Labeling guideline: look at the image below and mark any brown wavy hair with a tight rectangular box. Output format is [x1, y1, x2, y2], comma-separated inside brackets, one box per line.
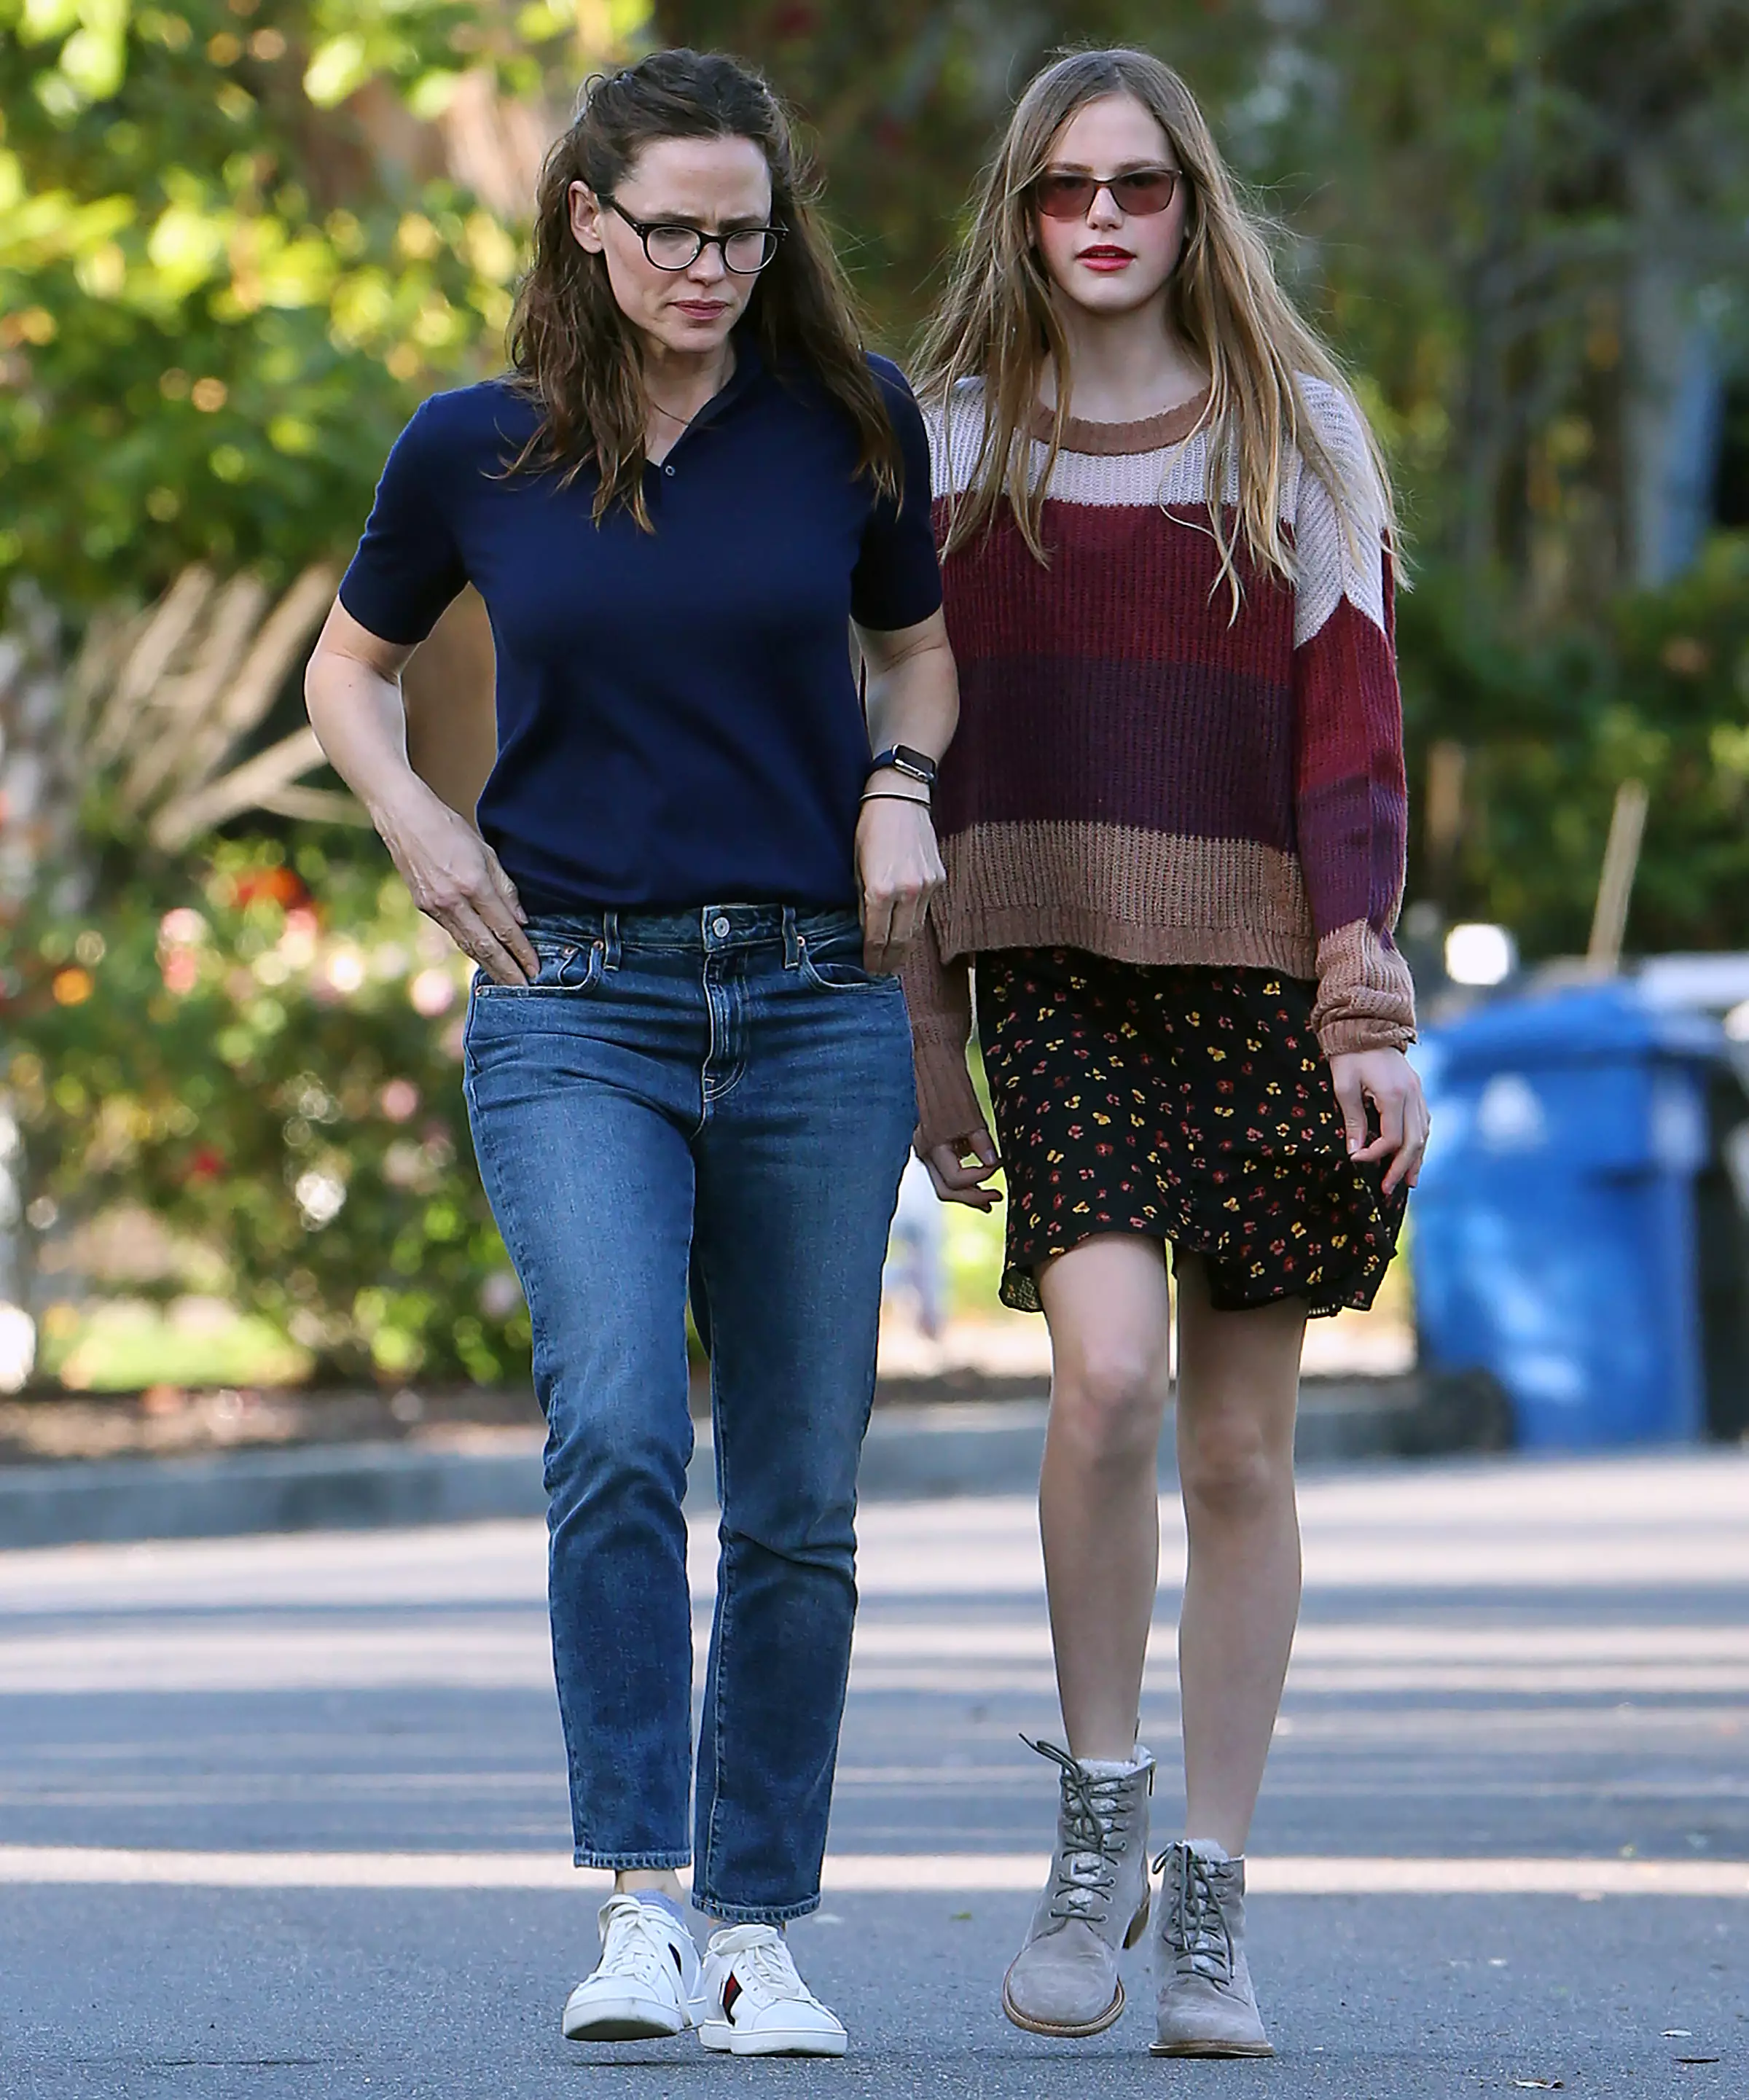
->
[917, 47, 1396, 606]
[505, 47, 900, 527]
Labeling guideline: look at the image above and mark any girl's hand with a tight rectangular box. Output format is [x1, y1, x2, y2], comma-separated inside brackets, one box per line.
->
[856, 791, 944, 972]
[923, 1126, 1003, 1211]
[375, 781, 539, 986]
[1328, 1047, 1430, 1196]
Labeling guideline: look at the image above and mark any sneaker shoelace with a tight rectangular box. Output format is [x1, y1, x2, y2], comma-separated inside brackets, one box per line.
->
[721, 1928, 822, 2009]
[598, 1896, 684, 1992]
[1027, 1736, 1141, 1928]
[1154, 1843, 1236, 1986]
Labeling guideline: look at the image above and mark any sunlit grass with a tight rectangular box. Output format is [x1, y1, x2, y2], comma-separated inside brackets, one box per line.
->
[39, 1297, 312, 1392]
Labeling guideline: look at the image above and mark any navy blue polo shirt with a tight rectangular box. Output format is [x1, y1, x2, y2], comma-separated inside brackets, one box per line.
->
[338, 341, 942, 914]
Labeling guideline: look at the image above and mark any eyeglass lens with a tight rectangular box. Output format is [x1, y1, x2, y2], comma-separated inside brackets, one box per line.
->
[1033, 169, 1181, 221]
[641, 224, 779, 273]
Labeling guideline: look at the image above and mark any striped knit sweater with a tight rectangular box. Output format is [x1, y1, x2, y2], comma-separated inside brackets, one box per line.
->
[904, 378, 1415, 1152]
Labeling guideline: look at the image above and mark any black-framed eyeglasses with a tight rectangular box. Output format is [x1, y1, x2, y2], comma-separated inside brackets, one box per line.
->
[604, 198, 783, 274]
[1031, 167, 1183, 220]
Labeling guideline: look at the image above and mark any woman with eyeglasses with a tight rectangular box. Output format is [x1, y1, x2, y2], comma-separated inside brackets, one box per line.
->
[904, 49, 1428, 2056]
[305, 49, 954, 2057]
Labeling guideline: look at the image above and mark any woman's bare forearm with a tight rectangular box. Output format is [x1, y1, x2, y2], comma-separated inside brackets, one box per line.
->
[303, 601, 439, 830]
[858, 609, 959, 765]
[304, 599, 536, 982]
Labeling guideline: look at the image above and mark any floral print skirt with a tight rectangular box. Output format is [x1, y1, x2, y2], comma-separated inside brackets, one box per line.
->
[976, 948, 1407, 1317]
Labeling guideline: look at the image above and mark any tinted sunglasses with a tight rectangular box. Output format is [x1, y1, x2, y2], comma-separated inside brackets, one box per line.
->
[1032, 167, 1183, 220]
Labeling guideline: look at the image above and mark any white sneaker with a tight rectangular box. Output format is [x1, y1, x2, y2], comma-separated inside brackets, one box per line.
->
[561, 1894, 701, 2042]
[693, 1924, 848, 2057]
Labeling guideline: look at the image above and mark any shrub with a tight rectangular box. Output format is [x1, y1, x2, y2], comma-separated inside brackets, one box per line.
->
[4, 835, 529, 1384]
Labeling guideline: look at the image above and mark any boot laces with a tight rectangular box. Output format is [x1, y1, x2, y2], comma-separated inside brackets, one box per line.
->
[1027, 1736, 1140, 1927]
[1154, 1843, 1235, 1985]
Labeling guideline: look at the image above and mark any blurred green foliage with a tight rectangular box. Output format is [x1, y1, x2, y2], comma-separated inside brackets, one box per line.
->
[1401, 536, 1749, 954]
[5, 838, 531, 1383]
[0, 0, 571, 604]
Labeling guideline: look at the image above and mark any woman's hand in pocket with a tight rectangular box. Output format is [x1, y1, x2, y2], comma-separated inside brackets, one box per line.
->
[375, 780, 539, 985]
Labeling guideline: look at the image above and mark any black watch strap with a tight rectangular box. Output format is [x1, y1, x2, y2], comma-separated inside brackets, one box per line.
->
[867, 744, 938, 789]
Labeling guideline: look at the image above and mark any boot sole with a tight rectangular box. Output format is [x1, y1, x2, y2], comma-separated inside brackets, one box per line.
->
[1002, 1975, 1125, 2038]
[1149, 2040, 1275, 2058]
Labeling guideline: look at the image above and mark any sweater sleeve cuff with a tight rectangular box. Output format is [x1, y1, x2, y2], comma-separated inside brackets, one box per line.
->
[1310, 919, 1417, 1061]
[912, 1039, 987, 1155]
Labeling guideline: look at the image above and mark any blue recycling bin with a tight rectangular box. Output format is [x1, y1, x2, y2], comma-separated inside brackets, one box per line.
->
[1412, 981, 1728, 1448]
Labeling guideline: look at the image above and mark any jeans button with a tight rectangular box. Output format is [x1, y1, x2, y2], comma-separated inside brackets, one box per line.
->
[711, 916, 731, 939]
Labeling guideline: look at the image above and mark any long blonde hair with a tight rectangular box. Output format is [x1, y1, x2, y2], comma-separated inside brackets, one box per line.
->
[917, 47, 1396, 602]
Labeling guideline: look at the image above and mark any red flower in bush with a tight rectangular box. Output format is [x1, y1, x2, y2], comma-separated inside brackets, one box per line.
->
[232, 866, 309, 910]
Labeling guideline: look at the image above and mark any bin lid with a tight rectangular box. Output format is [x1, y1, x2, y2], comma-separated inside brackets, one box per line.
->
[1420, 978, 1722, 1080]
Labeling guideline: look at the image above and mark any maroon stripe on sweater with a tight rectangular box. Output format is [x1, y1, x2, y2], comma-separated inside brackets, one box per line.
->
[936, 501, 1295, 674]
[1296, 776, 1409, 937]
[1294, 598, 1405, 797]
[1293, 597, 1408, 937]
[936, 655, 1296, 851]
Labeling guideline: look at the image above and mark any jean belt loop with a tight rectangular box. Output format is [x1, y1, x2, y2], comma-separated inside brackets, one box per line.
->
[782, 905, 801, 970]
[601, 910, 621, 972]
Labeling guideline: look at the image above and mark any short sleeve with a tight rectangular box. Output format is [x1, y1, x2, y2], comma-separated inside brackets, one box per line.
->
[337, 399, 469, 646]
[850, 357, 944, 633]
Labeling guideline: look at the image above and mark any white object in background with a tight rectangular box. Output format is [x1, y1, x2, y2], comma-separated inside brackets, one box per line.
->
[1642, 954, 1749, 1014]
[1444, 922, 1517, 987]
[885, 1155, 947, 1338]
[1476, 1072, 1547, 1152]
[0, 1304, 34, 1393]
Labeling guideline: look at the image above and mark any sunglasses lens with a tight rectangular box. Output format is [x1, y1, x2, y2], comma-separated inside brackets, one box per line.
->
[1111, 171, 1178, 214]
[1033, 174, 1095, 219]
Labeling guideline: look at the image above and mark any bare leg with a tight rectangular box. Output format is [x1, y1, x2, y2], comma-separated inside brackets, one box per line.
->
[1034, 1236, 1174, 1761]
[1174, 1255, 1307, 1854]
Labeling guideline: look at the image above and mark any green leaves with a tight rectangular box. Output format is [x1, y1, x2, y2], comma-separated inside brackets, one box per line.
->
[0, 0, 556, 604]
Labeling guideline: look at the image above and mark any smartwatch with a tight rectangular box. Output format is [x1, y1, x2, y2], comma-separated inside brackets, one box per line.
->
[866, 745, 939, 791]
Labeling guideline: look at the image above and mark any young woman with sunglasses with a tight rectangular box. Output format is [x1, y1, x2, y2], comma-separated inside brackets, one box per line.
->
[305, 50, 954, 2056]
[905, 48, 1428, 2056]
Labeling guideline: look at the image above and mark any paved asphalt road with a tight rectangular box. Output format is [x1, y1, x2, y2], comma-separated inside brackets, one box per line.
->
[2, 1451, 1748, 2097]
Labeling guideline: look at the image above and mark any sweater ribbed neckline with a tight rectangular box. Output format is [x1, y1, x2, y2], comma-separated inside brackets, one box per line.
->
[1024, 389, 1212, 457]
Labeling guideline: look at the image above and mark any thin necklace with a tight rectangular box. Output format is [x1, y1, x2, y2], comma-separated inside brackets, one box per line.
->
[647, 346, 735, 431]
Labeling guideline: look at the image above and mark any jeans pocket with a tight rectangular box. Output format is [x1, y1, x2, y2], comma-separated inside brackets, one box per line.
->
[797, 929, 896, 993]
[472, 939, 603, 999]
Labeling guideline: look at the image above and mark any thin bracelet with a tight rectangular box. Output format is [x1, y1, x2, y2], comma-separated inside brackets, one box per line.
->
[860, 789, 932, 806]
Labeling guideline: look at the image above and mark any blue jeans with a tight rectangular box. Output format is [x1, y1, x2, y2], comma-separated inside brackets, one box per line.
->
[462, 904, 915, 1922]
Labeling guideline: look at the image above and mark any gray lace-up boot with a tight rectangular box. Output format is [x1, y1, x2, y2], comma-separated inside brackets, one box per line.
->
[1001, 1737, 1154, 2037]
[1150, 1840, 1273, 2057]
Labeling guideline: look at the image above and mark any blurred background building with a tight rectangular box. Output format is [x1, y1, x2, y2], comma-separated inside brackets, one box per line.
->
[2, 1, 1748, 1429]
